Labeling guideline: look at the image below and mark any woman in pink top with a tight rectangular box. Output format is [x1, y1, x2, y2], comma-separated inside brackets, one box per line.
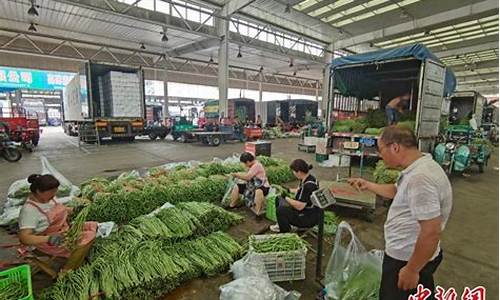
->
[18, 174, 97, 273]
[229, 152, 270, 215]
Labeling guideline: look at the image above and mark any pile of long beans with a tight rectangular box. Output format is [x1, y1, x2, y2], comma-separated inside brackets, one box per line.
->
[0, 281, 27, 299]
[81, 159, 295, 225]
[65, 205, 91, 251]
[250, 233, 306, 253]
[39, 231, 243, 300]
[88, 202, 242, 262]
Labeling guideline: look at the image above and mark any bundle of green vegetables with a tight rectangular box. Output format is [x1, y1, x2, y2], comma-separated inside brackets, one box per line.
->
[39, 231, 243, 300]
[250, 233, 306, 253]
[257, 156, 285, 167]
[337, 262, 381, 300]
[89, 202, 243, 260]
[311, 211, 340, 235]
[366, 109, 387, 128]
[81, 158, 295, 224]
[373, 160, 401, 184]
[267, 164, 295, 185]
[0, 281, 27, 299]
[65, 205, 91, 251]
[364, 128, 383, 135]
[85, 175, 227, 224]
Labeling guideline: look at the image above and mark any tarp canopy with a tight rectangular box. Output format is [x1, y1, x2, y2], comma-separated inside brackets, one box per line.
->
[331, 43, 456, 99]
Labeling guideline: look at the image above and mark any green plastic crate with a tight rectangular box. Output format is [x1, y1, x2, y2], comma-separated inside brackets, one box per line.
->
[0, 264, 33, 300]
[266, 195, 277, 222]
[315, 153, 328, 163]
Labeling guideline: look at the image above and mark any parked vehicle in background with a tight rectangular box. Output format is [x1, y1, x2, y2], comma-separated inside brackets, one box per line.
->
[0, 107, 40, 151]
[63, 62, 145, 142]
[0, 122, 22, 162]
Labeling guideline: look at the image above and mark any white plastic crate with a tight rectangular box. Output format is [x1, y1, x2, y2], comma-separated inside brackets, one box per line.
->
[249, 233, 307, 282]
[303, 136, 318, 146]
[328, 154, 351, 167]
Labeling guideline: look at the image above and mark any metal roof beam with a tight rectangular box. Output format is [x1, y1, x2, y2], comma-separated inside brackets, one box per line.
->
[334, 0, 498, 48]
[167, 38, 220, 57]
[238, 2, 340, 43]
[300, 0, 336, 15]
[435, 42, 499, 58]
[54, 0, 323, 63]
[457, 80, 499, 88]
[451, 60, 499, 73]
[220, 0, 257, 17]
[315, 0, 365, 20]
[457, 73, 499, 83]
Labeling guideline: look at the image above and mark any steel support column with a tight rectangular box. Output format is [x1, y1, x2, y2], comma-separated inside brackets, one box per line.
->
[163, 67, 169, 121]
[217, 12, 229, 119]
[321, 43, 334, 120]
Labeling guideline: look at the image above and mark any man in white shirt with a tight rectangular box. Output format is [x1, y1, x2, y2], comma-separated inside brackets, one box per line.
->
[349, 126, 452, 300]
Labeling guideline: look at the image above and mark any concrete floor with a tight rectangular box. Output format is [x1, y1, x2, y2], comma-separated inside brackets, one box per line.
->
[0, 127, 498, 299]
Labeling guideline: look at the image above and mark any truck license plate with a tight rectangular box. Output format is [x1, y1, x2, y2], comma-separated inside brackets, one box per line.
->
[113, 127, 126, 133]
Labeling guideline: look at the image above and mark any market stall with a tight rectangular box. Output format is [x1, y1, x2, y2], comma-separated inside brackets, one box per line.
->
[326, 43, 457, 153]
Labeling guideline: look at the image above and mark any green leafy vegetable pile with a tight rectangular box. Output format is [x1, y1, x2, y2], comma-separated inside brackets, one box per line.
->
[366, 109, 387, 128]
[267, 164, 295, 185]
[250, 233, 306, 253]
[373, 160, 401, 184]
[338, 262, 381, 300]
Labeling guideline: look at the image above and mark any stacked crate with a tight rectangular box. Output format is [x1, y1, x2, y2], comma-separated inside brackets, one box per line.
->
[100, 71, 142, 118]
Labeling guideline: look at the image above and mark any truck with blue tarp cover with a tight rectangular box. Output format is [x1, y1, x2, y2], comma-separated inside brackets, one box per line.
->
[326, 43, 457, 153]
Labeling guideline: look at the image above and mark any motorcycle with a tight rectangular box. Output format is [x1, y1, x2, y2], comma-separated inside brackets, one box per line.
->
[0, 122, 22, 162]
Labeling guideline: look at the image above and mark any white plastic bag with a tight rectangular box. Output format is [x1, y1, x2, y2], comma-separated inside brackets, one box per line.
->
[1, 156, 79, 225]
[220, 252, 301, 300]
[324, 221, 383, 300]
[0, 206, 21, 226]
[220, 277, 287, 300]
[230, 252, 268, 279]
[96, 222, 116, 238]
[147, 202, 175, 217]
[223, 153, 241, 165]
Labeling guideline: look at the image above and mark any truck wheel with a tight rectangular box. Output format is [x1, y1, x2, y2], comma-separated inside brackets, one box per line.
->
[172, 133, 179, 141]
[159, 133, 167, 140]
[211, 136, 221, 146]
[149, 132, 158, 140]
[478, 162, 485, 173]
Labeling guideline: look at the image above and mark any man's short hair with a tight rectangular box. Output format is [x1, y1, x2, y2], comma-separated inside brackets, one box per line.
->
[380, 126, 418, 148]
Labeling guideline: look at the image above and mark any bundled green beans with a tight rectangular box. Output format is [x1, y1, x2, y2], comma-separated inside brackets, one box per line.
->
[0, 281, 27, 299]
[89, 202, 243, 260]
[40, 232, 243, 300]
[250, 233, 306, 253]
[65, 205, 91, 251]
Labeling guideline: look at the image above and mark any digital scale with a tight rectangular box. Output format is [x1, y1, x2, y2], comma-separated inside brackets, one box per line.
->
[312, 181, 377, 222]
